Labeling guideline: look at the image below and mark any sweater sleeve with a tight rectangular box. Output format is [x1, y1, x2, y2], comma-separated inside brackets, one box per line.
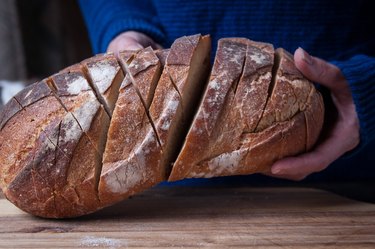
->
[78, 0, 165, 54]
[331, 55, 375, 154]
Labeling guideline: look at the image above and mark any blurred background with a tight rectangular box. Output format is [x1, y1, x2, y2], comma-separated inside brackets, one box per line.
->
[0, 0, 91, 103]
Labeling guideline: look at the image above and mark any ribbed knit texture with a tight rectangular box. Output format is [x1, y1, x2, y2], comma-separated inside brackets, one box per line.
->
[78, 0, 375, 156]
[332, 55, 375, 152]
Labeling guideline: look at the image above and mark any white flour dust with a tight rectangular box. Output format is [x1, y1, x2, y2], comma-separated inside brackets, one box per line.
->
[80, 236, 123, 248]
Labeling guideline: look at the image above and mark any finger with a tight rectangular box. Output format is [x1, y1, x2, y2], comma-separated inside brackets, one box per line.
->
[124, 43, 144, 50]
[294, 47, 355, 113]
[294, 47, 346, 92]
[107, 38, 143, 54]
[264, 171, 306, 181]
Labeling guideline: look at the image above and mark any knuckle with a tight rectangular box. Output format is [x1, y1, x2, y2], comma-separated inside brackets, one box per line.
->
[331, 66, 342, 79]
[316, 61, 343, 85]
[316, 63, 328, 79]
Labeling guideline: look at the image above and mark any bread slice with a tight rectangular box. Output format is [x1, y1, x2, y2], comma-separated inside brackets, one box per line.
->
[219, 48, 312, 174]
[150, 34, 211, 180]
[99, 48, 163, 204]
[168, 38, 248, 181]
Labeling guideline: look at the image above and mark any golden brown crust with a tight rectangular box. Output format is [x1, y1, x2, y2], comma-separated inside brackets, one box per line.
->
[0, 82, 73, 217]
[0, 81, 65, 188]
[1, 66, 115, 217]
[0, 35, 324, 218]
[189, 112, 306, 177]
[0, 80, 53, 130]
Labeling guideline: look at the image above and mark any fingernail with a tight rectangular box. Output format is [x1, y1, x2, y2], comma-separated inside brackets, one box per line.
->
[299, 47, 313, 65]
[271, 167, 282, 175]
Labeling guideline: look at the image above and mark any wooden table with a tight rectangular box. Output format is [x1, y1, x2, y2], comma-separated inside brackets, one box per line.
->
[0, 186, 374, 248]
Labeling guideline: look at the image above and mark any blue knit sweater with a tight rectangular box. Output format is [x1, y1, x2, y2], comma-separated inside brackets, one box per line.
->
[78, 0, 375, 157]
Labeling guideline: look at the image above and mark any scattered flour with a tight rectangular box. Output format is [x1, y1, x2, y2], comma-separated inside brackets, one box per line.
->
[88, 61, 117, 93]
[72, 96, 100, 132]
[104, 157, 143, 194]
[66, 75, 90, 95]
[159, 119, 171, 131]
[208, 79, 221, 91]
[80, 236, 123, 248]
[206, 149, 247, 177]
[249, 53, 266, 65]
[60, 113, 82, 143]
[167, 98, 179, 113]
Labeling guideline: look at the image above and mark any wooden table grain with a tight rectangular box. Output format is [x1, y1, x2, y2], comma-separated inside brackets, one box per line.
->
[0, 186, 374, 248]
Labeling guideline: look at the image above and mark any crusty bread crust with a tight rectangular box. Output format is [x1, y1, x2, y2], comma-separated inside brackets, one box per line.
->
[0, 80, 89, 217]
[1, 59, 123, 217]
[169, 39, 323, 181]
[99, 48, 164, 204]
[0, 35, 324, 218]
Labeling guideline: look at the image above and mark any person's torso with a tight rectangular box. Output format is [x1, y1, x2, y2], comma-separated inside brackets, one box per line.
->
[153, 0, 374, 60]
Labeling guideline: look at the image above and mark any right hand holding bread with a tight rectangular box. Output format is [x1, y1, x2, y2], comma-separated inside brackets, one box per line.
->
[0, 34, 324, 218]
[269, 47, 359, 181]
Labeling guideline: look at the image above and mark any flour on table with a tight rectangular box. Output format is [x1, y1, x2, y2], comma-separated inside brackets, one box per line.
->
[80, 236, 123, 248]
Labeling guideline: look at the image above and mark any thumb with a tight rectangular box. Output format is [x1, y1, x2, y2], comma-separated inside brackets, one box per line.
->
[124, 42, 144, 51]
[107, 36, 144, 54]
[294, 47, 346, 92]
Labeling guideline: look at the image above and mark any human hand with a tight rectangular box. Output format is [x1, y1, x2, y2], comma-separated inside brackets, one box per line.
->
[268, 47, 360, 181]
[107, 31, 163, 54]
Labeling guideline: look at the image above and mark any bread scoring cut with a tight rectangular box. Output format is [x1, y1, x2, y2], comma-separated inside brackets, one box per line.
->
[82, 53, 124, 116]
[99, 48, 164, 204]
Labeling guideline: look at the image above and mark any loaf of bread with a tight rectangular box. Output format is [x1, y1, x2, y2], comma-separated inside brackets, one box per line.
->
[0, 34, 324, 218]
